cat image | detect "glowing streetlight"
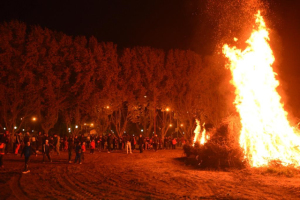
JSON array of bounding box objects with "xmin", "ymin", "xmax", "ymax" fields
[
  {"xmin": 90, "ymin": 123, "xmax": 94, "ymax": 127},
  {"xmin": 32, "ymin": 117, "xmax": 37, "ymax": 121},
  {"xmin": 84, "ymin": 123, "xmax": 87, "ymax": 126},
  {"xmin": 169, "ymin": 124, "xmax": 173, "ymax": 127},
  {"xmin": 141, "ymin": 129, "xmax": 144, "ymax": 132},
  {"xmin": 14, "ymin": 126, "xmax": 17, "ymax": 130},
  {"xmin": 180, "ymin": 124, "xmax": 184, "ymax": 127},
  {"xmin": 106, "ymin": 106, "xmax": 110, "ymax": 109},
  {"xmin": 3, "ymin": 128, "xmax": 6, "ymax": 130},
  {"xmin": 166, "ymin": 107, "xmax": 170, "ymax": 112},
  {"xmin": 75, "ymin": 125, "xmax": 78, "ymax": 129}
]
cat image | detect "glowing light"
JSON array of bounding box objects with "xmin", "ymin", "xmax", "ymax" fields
[
  {"xmin": 223, "ymin": 11, "xmax": 300, "ymax": 167},
  {"xmin": 32, "ymin": 117, "xmax": 37, "ymax": 121}
]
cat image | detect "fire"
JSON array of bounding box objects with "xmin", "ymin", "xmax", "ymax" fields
[
  {"xmin": 223, "ymin": 11, "xmax": 300, "ymax": 167},
  {"xmin": 193, "ymin": 120, "xmax": 208, "ymax": 146}
]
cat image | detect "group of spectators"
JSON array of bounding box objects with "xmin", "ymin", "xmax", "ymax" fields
[{"xmin": 0, "ymin": 130, "xmax": 185, "ymax": 173}]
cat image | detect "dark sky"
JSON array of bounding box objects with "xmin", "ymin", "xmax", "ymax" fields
[{"xmin": 0, "ymin": 0, "xmax": 300, "ymax": 115}]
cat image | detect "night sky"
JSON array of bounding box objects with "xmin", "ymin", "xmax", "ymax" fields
[{"xmin": 0, "ymin": 0, "xmax": 300, "ymax": 115}]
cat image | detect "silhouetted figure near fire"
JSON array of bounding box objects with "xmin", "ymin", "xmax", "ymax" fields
[
  {"xmin": 21, "ymin": 142, "xmax": 36, "ymax": 173},
  {"xmin": 42, "ymin": 140, "xmax": 52, "ymax": 163},
  {"xmin": 138, "ymin": 134, "xmax": 144, "ymax": 153}
]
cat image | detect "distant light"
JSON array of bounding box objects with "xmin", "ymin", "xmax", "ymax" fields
[
  {"xmin": 32, "ymin": 130, "xmax": 34, "ymax": 132},
  {"xmin": 22, "ymin": 129, "xmax": 25, "ymax": 131},
  {"xmin": 169, "ymin": 124, "xmax": 172, "ymax": 127},
  {"xmin": 106, "ymin": 106, "xmax": 110, "ymax": 109},
  {"xmin": 180, "ymin": 124, "xmax": 184, "ymax": 127},
  {"xmin": 75, "ymin": 125, "xmax": 78, "ymax": 129},
  {"xmin": 133, "ymin": 134, "xmax": 135, "ymax": 136},
  {"xmin": 166, "ymin": 107, "xmax": 170, "ymax": 112},
  {"xmin": 144, "ymin": 96, "xmax": 147, "ymax": 98},
  {"xmin": 32, "ymin": 117, "xmax": 37, "ymax": 121},
  {"xmin": 141, "ymin": 129, "xmax": 143, "ymax": 132},
  {"xmin": 69, "ymin": 130, "xmax": 71, "ymax": 132},
  {"xmin": 14, "ymin": 126, "xmax": 17, "ymax": 130},
  {"xmin": 20, "ymin": 118, "xmax": 23, "ymax": 120},
  {"xmin": 183, "ymin": 132, "xmax": 185, "ymax": 134},
  {"xmin": 124, "ymin": 131, "xmax": 126, "ymax": 133},
  {"xmin": 84, "ymin": 123, "xmax": 87, "ymax": 126},
  {"xmin": 90, "ymin": 123, "xmax": 94, "ymax": 127},
  {"xmin": 68, "ymin": 128, "xmax": 71, "ymax": 130},
  {"xmin": 3, "ymin": 127, "xmax": 6, "ymax": 130}
]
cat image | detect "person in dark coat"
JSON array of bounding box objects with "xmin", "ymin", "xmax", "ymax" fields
[
  {"xmin": 138, "ymin": 134, "xmax": 144, "ymax": 153},
  {"xmin": 107, "ymin": 133, "xmax": 112, "ymax": 153},
  {"xmin": 74, "ymin": 142, "xmax": 82, "ymax": 164},
  {"xmin": 152, "ymin": 134, "xmax": 159, "ymax": 152},
  {"xmin": 42, "ymin": 140, "xmax": 52, "ymax": 163},
  {"xmin": 37, "ymin": 132, "xmax": 43, "ymax": 151},
  {"xmin": 68, "ymin": 136, "xmax": 74, "ymax": 163},
  {"xmin": 21, "ymin": 142, "xmax": 36, "ymax": 173}
]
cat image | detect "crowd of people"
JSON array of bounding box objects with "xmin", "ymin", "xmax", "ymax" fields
[{"xmin": 0, "ymin": 130, "xmax": 186, "ymax": 173}]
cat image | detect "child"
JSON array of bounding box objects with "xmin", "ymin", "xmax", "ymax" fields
[
  {"xmin": 21, "ymin": 142, "xmax": 36, "ymax": 173},
  {"xmin": 74, "ymin": 142, "xmax": 82, "ymax": 164},
  {"xmin": 81, "ymin": 142, "xmax": 86, "ymax": 161},
  {"xmin": 90, "ymin": 140, "xmax": 95, "ymax": 154}
]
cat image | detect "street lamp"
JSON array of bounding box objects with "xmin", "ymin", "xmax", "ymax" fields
[
  {"xmin": 32, "ymin": 117, "xmax": 37, "ymax": 121},
  {"xmin": 75, "ymin": 125, "xmax": 78, "ymax": 129},
  {"xmin": 169, "ymin": 124, "xmax": 172, "ymax": 127}
]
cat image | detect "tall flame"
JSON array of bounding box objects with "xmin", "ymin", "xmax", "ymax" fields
[
  {"xmin": 223, "ymin": 11, "xmax": 300, "ymax": 167},
  {"xmin": 193, "ymin": 120, "xmax": 208, "ymax": 146}
]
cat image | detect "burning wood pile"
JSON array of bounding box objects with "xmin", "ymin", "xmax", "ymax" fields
[
  {"xmin": 184, "ymin": 11, "xmax": 300, "ymax": 170},
  {"xmin": 184, "ymin": 116, "xmax": 246, "ymax": 169}
]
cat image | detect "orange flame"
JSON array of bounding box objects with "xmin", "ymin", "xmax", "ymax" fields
[
  {"xmin": 193, "ymin": 120, "xmax": 207, "ymax": 146},
  {"xmin": 223, "ymin": 11, "xmax": 300, "ymax": 167}
]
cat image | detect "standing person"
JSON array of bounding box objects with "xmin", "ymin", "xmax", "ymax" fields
[
  {"xmin": 37, "ymin": 132, "xmax": 43, "ymax": 152},
  {"xmin": 31, "ymin": 134, "xmax": 36, "ymax": 150},
  {"xmin": 14, "ymin": 132, "xmax": 22, "ymax": 154},
  {"xmin": 81, "ymin": 142, "xmax": 86, "ymax": 162},
  {"xmin": 0, "ymin": 138, "xmax": 4, "ymax": 168},
  {"xmin": 3, "ymin": 131, "xmax": 10, "ymax": 154},
  {"xmin": 152, "ymin": 134, "xmax": 159, "ymax": 152},
  {"xmin": 42, "ymin": 140, "xmax": 52, "ymax": 163},
  {"xmin": 63, "ymin": 136, "xmax": 68, "ymax": 151},
  {"xmin": 138, "ymin": 134, "xmax": 144, "ymax": 153},
  {"xmin": 24, "ymin": 132, "xmax": 30, "ymax": 144},
  {"xmin": 74, "ymin": 142, "xmax": 82, "ymax": 164},
  {"xmin": 164, "ymin": 137, "xmax": 168, "ymax": 149},
  {"xmin": 21, "ymin": 142, "xmax": 36, "ymax": 173},
  {"xmin": 107, "ymin": 133, "xmax": 112, "ymax": 153},
  {"xmin": 68, "ymin": 136, "xmax": 74, "ymax": 163},
  {"xmin": 131, "ymin": 136, "xmax": 136, "ymax": 152},
  {"xmin": 172, "ymin": 138, "xmax": 177, "ymax": 149},
  {"xmin": 54, "ymin": 134, "xmax": 60, "ymax": 155},
  {"xmin": 119, "ymin": 137, "xmax": 123, "ymax": 150},
  {"xmin": 90, "ymin": 140, "xmax": 95, "ymax": 154},
  {"xmin": 125, "ymin": 134, "xmax": 132, "ymax": 154}
]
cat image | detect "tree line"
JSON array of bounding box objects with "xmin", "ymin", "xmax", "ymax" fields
[{"xmin": 0, "ymin": 20, "xmax": 234, "ymax": 139}]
